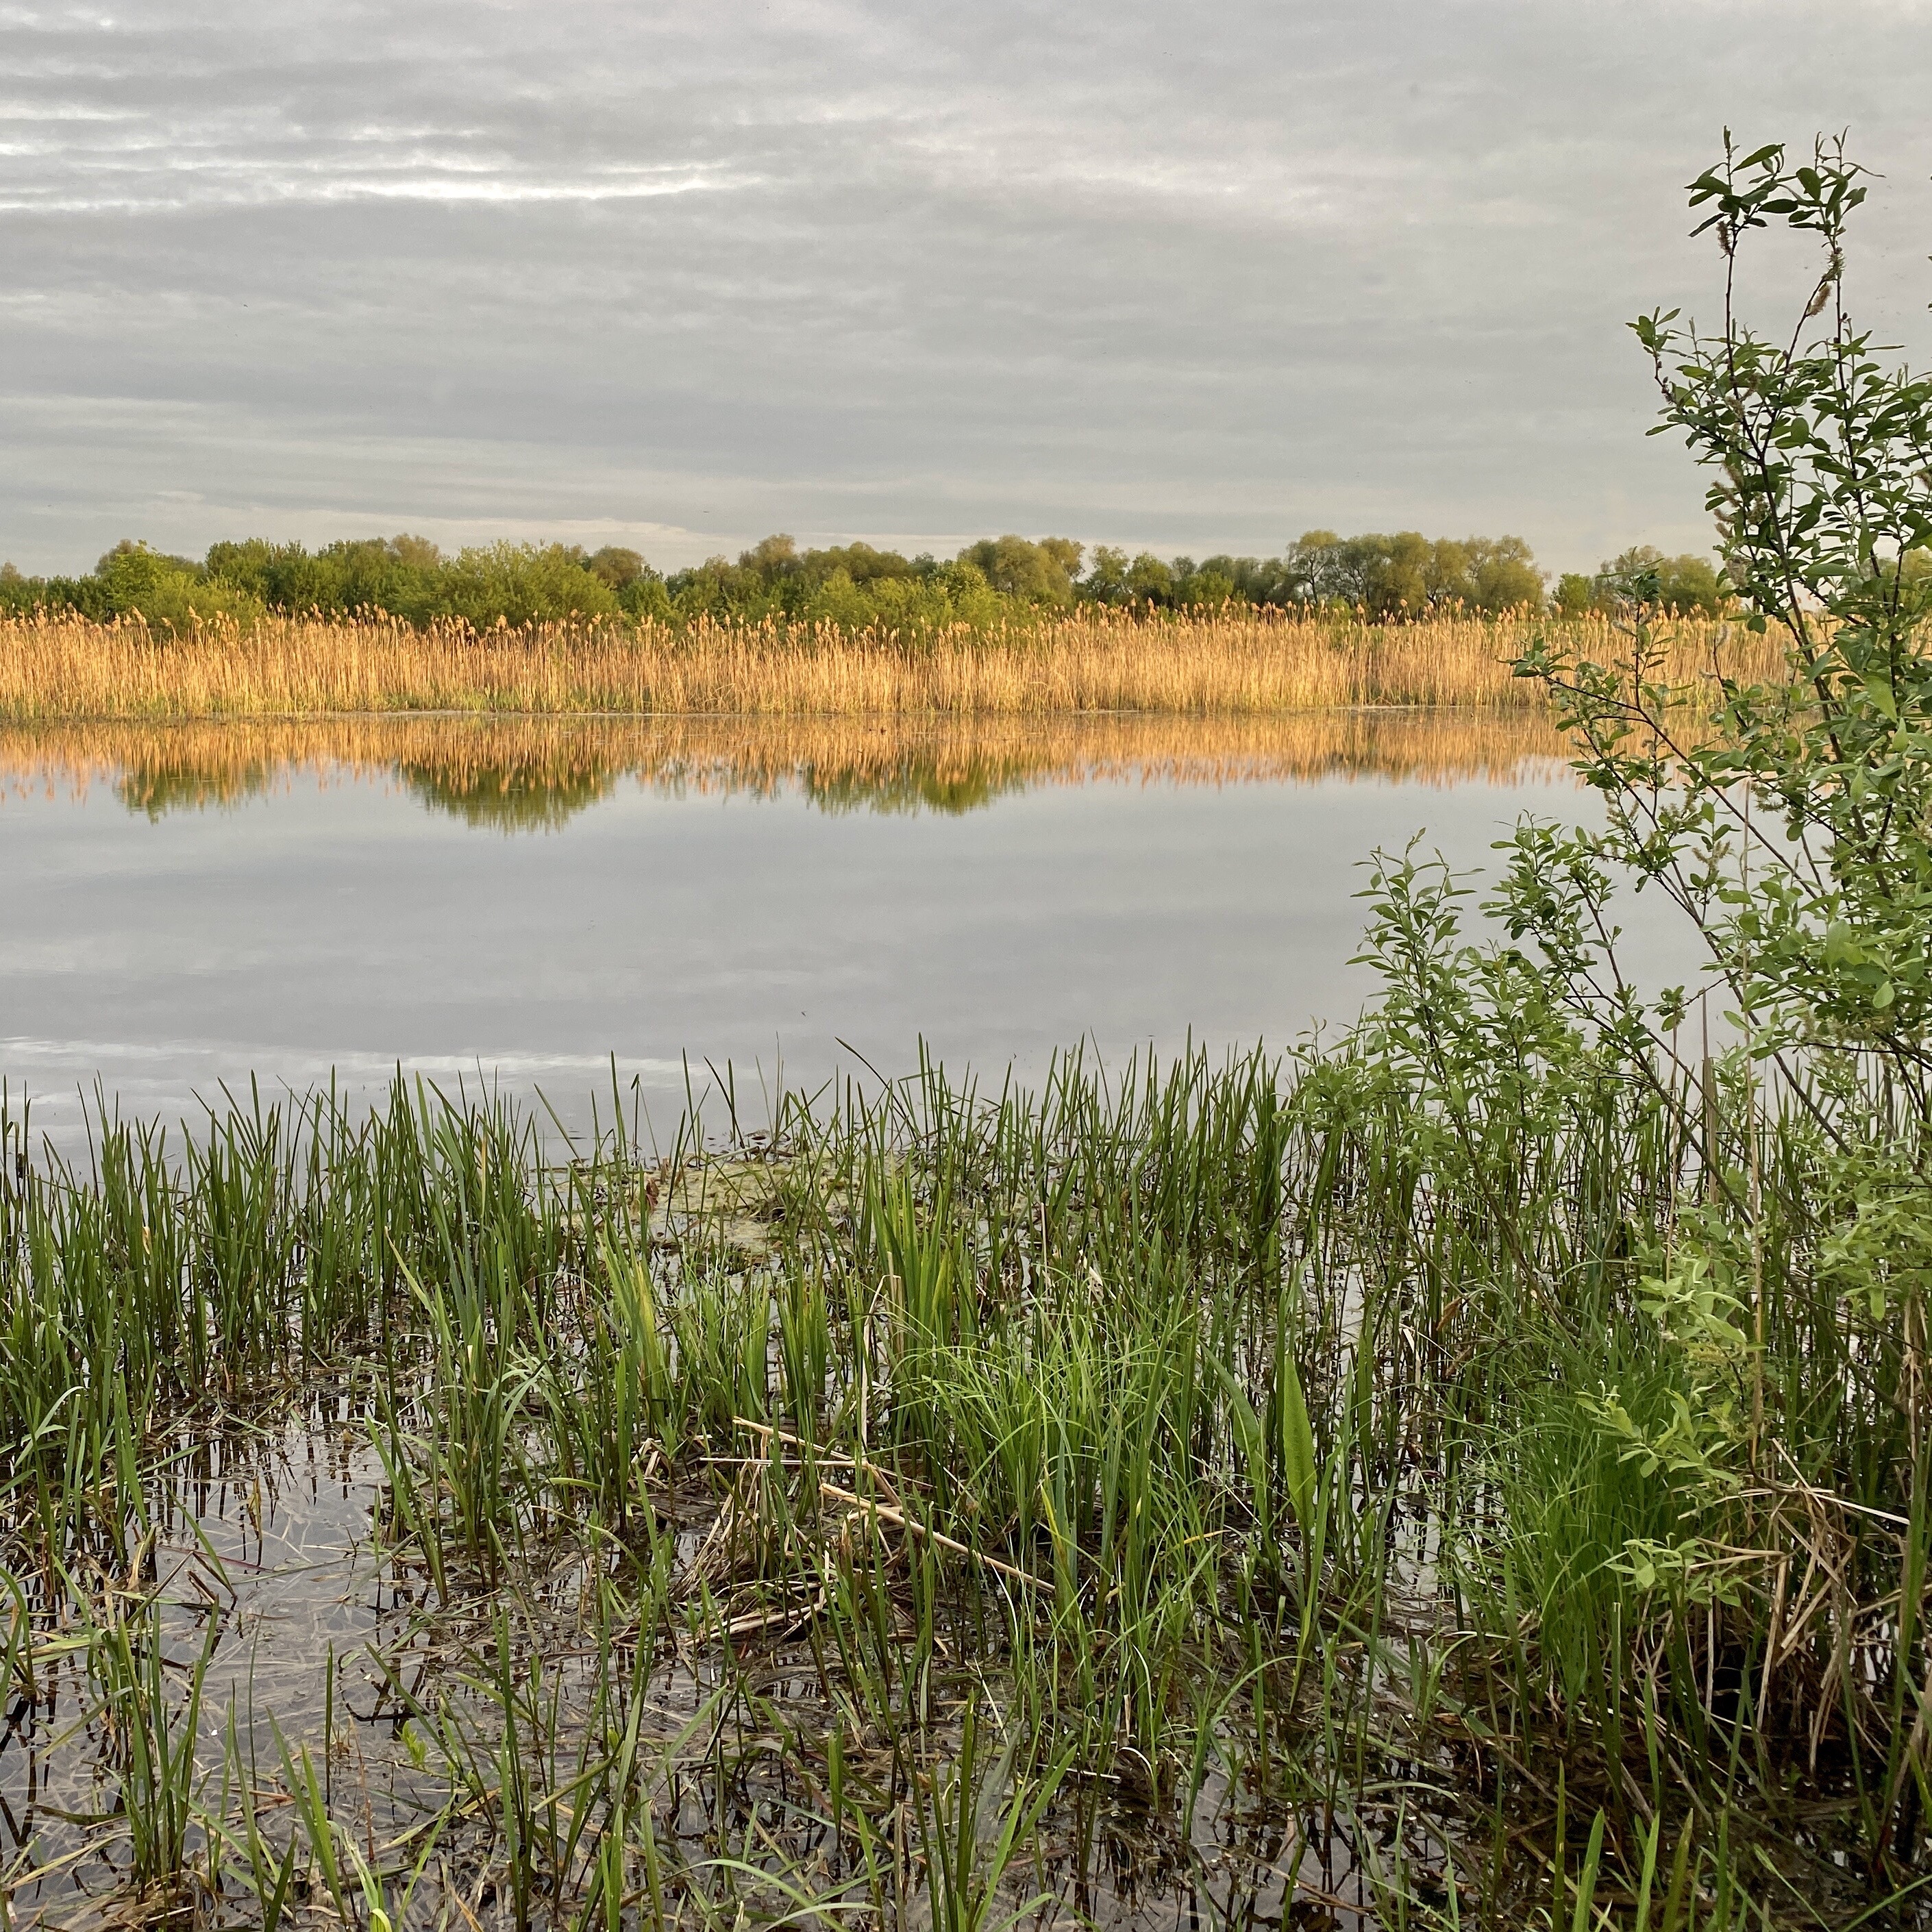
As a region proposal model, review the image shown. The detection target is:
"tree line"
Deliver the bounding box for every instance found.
[0,529,1729,632]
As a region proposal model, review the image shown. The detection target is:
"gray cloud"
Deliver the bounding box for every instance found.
[3,0,1931,575]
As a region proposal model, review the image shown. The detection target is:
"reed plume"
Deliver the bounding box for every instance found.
[0,607,1775,722]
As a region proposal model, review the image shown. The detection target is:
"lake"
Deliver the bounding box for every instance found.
[0,710,1599,1142]
[0,706,1763,1932]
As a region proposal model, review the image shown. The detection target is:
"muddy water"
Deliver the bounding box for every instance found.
[0,710,1634,1148]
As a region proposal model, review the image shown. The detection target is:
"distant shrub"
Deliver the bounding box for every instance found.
[5,525,1728,634]
[1560,545,1727,617]
[95,541,263,633]
[436,543,619,628]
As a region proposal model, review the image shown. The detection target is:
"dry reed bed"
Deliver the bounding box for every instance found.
[0,608,1768,721]
[0,708,1574,817]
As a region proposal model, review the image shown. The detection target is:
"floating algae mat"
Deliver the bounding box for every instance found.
[1,1052,1923,1928]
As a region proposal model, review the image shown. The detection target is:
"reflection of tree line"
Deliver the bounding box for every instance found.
[799,763,1024,816]
[3,710,1574,832]
[395,761,621,830]
[110,750,1084,826]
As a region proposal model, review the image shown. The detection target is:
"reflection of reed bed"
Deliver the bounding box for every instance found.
[0,607,1774,721]
[0,708,1575,821]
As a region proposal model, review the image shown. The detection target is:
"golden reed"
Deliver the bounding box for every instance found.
[0,710,1576,823]
[0,608,1775,723]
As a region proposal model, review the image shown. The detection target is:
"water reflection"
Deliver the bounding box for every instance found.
[396,758,623,830]
[0,708,1570,830]
[0,708,1600,1151]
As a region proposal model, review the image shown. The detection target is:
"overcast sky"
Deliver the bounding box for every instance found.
[4,0,1931,579]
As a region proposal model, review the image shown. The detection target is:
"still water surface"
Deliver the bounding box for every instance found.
[1,711,1597,1140]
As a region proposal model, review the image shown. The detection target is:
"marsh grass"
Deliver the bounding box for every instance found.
[0,1042,1924,1928]
[0,608,1774,724]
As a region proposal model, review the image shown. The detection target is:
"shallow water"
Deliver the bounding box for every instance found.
[0,710,1620,1142]
[0,713,1892,1927]
[0,1394,1433,1931]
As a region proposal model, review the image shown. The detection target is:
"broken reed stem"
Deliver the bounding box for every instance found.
[732,1415,1042,1590]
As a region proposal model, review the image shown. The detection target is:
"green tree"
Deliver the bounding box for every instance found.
[388,533,443,570]
[1276,529,1545,615]
[1459,534,1546,611]
[1352,158,1932,1891]
[202,535,451,621]
[0,563,113,618]
[1279,531,1387,608]
[806,542,921,587]
[1036,536,1084,585]
[206,538,340,613]
[1125,552,1176,606]
[1552,546,1727,618]
[669,555,758,619]
[615,573,673,621]
[438,543,618,627]
[1080,546,1132,605]
[1226,554,1297,605]
[1598,544,1724,615]
[25,523,1569,631]
[1179,567,1236,608]
[739,534,802,586]
[585,547,646,589]
[1554,571,1596,617]
[956,536,1082,605]
[97,541,262,632]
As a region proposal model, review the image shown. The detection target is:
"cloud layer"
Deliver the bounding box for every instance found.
[4,0,1931,575]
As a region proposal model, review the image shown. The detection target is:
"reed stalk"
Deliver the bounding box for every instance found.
[0,1038,1920,1926]
[0,608,1774,723]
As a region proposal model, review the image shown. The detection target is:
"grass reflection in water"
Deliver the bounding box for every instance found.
[0,708,1572,831]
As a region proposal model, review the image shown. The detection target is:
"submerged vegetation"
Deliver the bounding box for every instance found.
[0,606,1772,724]
[0,1020,1918,1932]
[5,132,1932,1931]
